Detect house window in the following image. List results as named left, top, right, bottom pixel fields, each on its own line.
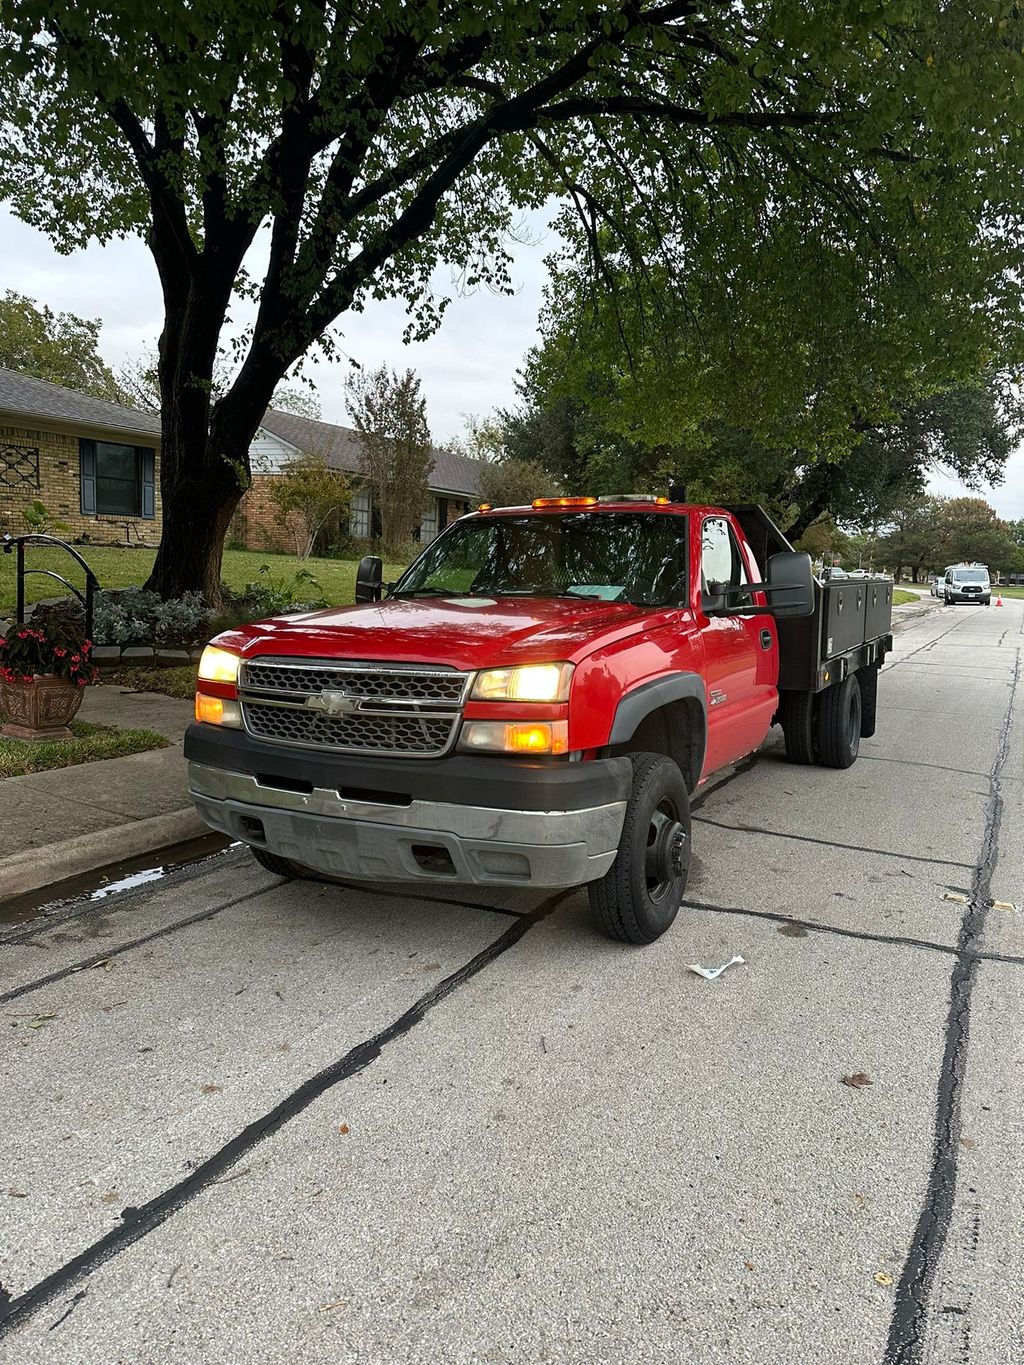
left=80, top=440, right=156, bottom=518
left=350, top=485, right=372, bottom=538
left=420, top=498, right=438, bottom=543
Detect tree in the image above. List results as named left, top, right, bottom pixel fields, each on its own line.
left=477, top=457, right=560, bottom=508
left=269, top=450, right=350, bottom=559
left=0, top=291, right=120, bottom=399
left=442, top=413, right=506, bottom=463
left=513, top=333, right=1023, bottom=539
left=345, top=365, right=432, bottom=555
left=270, top=383, right=323, bottom=420
left=4, top=3, right=1024, bottom=599
left=875, top=495, right=1018, bottom=579
left=932, top=497, right=1018, bottom=575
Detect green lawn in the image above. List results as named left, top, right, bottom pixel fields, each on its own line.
left=891, top=589, right=920, bottom=606
left=109, top=664, right=198, bottom=700
left=0, top=546, right=409, bottom=612
left=994, top=584, right=1024, bottom=599
left=0, top=720, right=168, bottom=778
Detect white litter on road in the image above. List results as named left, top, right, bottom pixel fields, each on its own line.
left=687, top=955, right=745, bottom=981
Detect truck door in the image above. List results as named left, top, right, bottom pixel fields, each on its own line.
left=698, top=515, right=777, bottom=774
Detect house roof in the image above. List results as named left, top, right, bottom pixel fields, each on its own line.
left=258, top=407, right=481, bottom=498
left=0, top=366, right=161, bottom=442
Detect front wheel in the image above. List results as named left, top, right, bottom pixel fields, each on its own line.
left=816, top=676, right=862, bottom=769
left=982, top=597, right=991, bottom=606
left=589, top=752, right=691, bottom=945
left=250, top=846, right=304, bottom=879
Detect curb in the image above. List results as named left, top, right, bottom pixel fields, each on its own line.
left=0, top=807, right=207, bottom=903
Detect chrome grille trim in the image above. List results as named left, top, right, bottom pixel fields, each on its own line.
left=238, top=657, right=470, bottom=758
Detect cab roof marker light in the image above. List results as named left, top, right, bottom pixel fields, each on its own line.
left=531, top=496, right=598, bottom=509
left=477, top=502, right=493, bottom=512
left=596, top=494, right=661, bottom=503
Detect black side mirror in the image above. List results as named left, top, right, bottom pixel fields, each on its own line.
left=766, top=551, right=815, bottom=618
left=355, top=555, right=383, bottom=603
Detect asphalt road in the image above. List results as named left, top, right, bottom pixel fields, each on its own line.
left=1, top=598, right=1021, bottom=1365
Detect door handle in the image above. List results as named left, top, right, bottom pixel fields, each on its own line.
left=759, top=628, right=772, bottom=650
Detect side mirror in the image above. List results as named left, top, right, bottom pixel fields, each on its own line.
left=766, top=551, right=815, bottom=618
left=355, top=554, right=383, bottom=603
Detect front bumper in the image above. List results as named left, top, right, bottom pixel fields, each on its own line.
left=184, top=725, right=630, bottom=888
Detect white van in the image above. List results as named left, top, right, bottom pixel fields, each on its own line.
left=944, top=563, right=991, bottom=606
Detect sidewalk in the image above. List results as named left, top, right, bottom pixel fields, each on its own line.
left=0, top=683, right=202, bottom=902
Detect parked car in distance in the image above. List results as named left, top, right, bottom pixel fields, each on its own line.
left=930, top=575, right=944, bottom=597
left=943, top=564, right=991, bottom=606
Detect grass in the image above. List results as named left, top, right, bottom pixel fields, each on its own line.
left=0, top=545, right=409, bottom=612
left=0, top=719, right=168, bottom=779
left=108, top=664, right=198, bottom=700
left=994, top=584, right=1024, bottom=599
left=891, top=589, right=920, bottom=606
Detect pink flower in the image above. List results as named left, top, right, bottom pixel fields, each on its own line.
left=54, top=646, right=67, bottom=658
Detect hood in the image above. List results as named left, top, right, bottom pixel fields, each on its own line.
left=214, top=594, right=652, bottom=670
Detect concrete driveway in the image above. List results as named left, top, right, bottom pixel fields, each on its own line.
left=1, top=598, right=1021, bottom=1364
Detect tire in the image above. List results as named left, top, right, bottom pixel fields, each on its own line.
left=250, top=846, right=303, bottom=879
left=588, top=752, right=691, bottom=945
left=858, top=663, right=879, bottom=739
left=779, top=689, right=816, bottom=764
left=816, top=675, right=862, bottom=769
left=982, top=597, right=991, bottom=606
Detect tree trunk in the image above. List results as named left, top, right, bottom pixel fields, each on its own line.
left=145, top=440, right=243, bottom=601
left=143, top=283, right=278, bottom=601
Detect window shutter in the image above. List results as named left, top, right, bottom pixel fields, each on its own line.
left=80, top=441, right=97, bottom=514
left=141, top=448, right=156, bottom=518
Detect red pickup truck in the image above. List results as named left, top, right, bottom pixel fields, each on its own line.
left=185, top=497, right=892, bottom=944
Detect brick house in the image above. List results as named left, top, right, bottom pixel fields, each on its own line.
left=235, top=408, right=481, bottom=552
left=0, top=367, right=481, bottom=556
left=0, top=367, right=162, bottom=545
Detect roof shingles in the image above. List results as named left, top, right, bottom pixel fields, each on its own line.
left=0, top=366, right=161, bottom=440
left=258, top=408, right=480, bottom=498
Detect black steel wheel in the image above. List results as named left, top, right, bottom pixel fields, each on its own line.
left=779, top=689, right=816, bottom=764
left=250, top=846, right=303, bottom=879
left=588, top=752, right=691, bottom=945
left=816, top=675, right=862, bottom=769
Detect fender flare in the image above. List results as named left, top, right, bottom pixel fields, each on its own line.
left=608, top=674, right=708, bottom=788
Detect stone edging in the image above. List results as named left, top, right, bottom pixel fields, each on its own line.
left=92, top=645, right=206, bottom=669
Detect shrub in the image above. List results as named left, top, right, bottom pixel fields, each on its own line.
left=92, top=588, right=213, bottom=645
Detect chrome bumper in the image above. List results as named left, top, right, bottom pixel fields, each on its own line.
left=188, top=761, right=626, bottom=888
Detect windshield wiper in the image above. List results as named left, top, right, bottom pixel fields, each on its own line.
left=389, top=586, right=459, bottom=597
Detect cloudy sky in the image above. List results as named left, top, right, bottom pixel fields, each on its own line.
left=2, top=205, right=1022, bottom=518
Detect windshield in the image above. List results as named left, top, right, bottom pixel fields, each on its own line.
left=393, top=512, right=690, bottom=607
left=952, top=568, right=988, bottom=582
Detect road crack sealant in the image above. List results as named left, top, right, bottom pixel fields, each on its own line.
left=883, top=649, right=1020, bottom=1365
left=0, top=889, right=570, bottom=1339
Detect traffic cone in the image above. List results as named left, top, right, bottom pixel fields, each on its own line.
left=996, top=593, right=1003, bottom=607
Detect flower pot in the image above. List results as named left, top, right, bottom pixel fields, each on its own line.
left=0, top=674, right=85, bottom=741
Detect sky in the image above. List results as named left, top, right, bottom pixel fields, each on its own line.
left=1, top=204, right=1022, bottom=518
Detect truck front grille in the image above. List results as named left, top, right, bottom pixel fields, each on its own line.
left=238, top=659, right=469, bottom=758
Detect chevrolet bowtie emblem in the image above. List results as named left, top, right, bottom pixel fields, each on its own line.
left=305, top=689, right=359, bottom=716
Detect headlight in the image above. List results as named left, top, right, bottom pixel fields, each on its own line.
left=459, top=720, right=569, bottom=755
left=471, top=662, right=573, bottom=703
left=198, top=645, right=241, bottom=684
